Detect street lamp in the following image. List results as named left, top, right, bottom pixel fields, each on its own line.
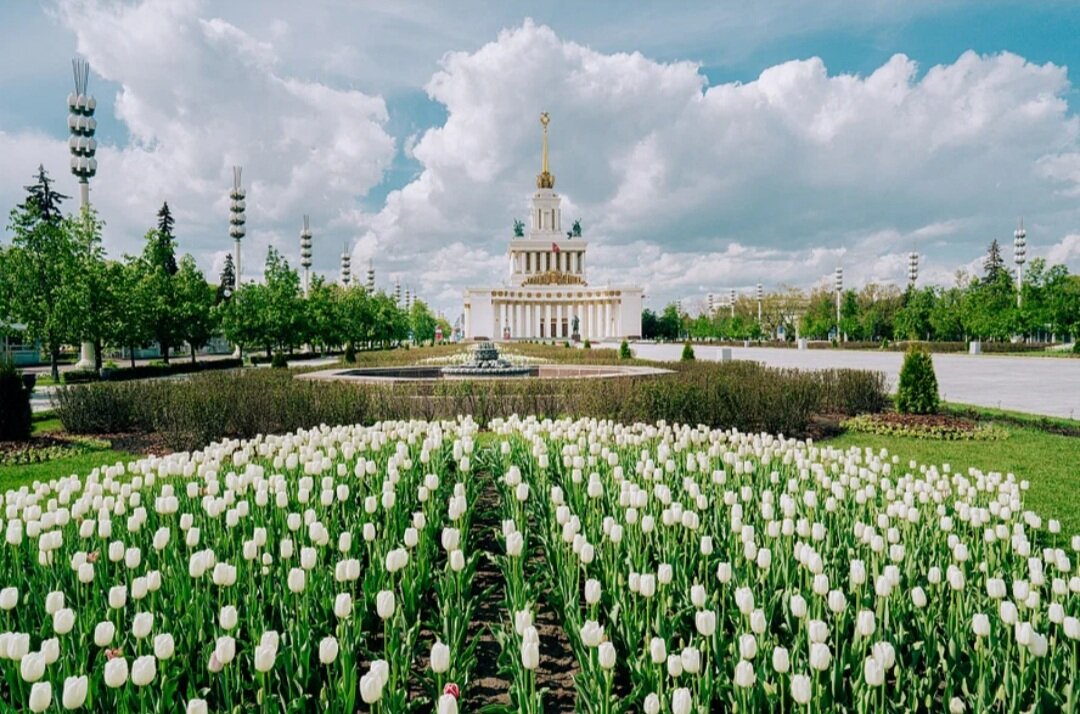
left=366, top=261, right=375, bottom=293
left=834, top=266, right=843, bottom=340
left=707, top=293, right=715, bottom=315
left=340, top=245, right=351, bottom=286
left=908, top=251, right=919, bottom=288
left=229, top=167, right=246, bottom=286
left=300, top=215, right=313, bottom=295
left=394, top=280, right=401, bottom=305
left=1014, top=218, right=1027, bottom=308
left=729, top=288, right=736, bottom=318
left=69, top=57, right=98, bottom=370
left=756, top=282, right=763, bottom=325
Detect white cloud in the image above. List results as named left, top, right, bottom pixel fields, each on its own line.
left=3, top=9, right=1080, bottom=318
left=352, top=21, right=1080, bottom=312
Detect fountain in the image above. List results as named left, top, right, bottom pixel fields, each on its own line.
left=440, top=342, right=531, bottom=377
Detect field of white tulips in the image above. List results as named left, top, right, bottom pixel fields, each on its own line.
left=2, top=415, right=1079, bottom=713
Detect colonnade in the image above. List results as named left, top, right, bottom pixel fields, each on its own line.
left=493, top=299, right=619, bottom=340
left=512, top=249, right=585, bottom=277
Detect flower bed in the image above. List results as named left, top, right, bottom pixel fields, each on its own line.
left=1, top=416, right=1076, bottom=712
left=842, top=412, right=1008, bottom=440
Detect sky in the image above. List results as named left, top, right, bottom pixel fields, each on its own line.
left=2, top=1, right=1080, bottom=319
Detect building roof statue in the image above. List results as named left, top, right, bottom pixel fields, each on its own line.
left=537, top=112, right=555, bottom=189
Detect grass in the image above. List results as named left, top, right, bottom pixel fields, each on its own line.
left=822, top=425, right=1080, bottom=536
left=0, top=448, right=140, bottom=493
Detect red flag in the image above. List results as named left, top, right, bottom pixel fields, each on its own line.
left=551, top=242, right=560, bottom=253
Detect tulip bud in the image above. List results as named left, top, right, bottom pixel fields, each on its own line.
left=431, top=640, right=450, bottom=673
left=132, top=655, right=156, bottom=686
left=772, top=646, right=790, bottom=673
left=154, top=633, right=175, bottom=660
left=29, top=682, right=52, bottom=713
left=377, top=590, right=395, bottom=620
left=104, top=657, right=128, bottom=687
left=598, top=641, right=616, bottom=670
left=791, top=673, right=812, bottom=704
left=671, top=687, right=692, bottom=714
left=319, top=636, right=340, bottom=665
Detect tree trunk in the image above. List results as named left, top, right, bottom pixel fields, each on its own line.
left=190, top=343, right=197, bottom=365
left=94, top=338, right=103, bottom=371
left=50, top=347, right=60, bottom=383
left=162, top=342, right=170, bottom=365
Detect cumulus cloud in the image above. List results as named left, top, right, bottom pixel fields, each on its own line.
left=351, top=21, right=1079, bottom=311
left=3, top=9, right=1079, bottom=316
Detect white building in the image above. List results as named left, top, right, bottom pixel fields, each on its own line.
left=463, top=114, right=644, bottom=341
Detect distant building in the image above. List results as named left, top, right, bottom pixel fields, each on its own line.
left=463, top=113, right=643, bottom=341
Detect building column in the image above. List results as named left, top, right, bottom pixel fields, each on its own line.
left=603, top=302, right=611, bottom=339
left=464, top=305, right=470, bottom=338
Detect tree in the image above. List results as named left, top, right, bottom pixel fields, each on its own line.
left=409, top=299, right=438, bottom=344
left=894, top=287, right=935, bottom=341
left=658, top=303, right=681, bottom=341
left=304, top=277, right=345, bottom=352
left=982, top=239, right=1008, bottom=284
left=149, top=202, right=179, bottom=276
left=4, top=166, right=79, bottom=380
left=138, top=219, right=181, bottom=364
left=216, top=253, right=237, bottom=304
left=108, top=259, right=150, bottom=367
left=641, top=309, right=660, bottom=340
left=174, top=255, right=217, bottom=363
left=66, top=208, right=118, bottom=370
left=261, top=248, right=305, bottom=356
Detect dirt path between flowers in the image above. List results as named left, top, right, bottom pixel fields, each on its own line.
left=465, top=467, right=579, bottom=712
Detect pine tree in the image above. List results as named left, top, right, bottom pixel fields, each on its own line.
left=217, top=253, right=237, bottom=303
left=983, top=240, right=1008, bottom=284
left=150, top=202, right=179, bottom=275
left=20, top=165, right=68, bottom=225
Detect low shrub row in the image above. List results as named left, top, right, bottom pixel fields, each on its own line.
left=678, top=339, right=1061, bottom=354
left=54, top=360, right=888, bottom=450
left=62, top=358, right=244, bottom=384
left=841, top=413, right=1008, bottom=441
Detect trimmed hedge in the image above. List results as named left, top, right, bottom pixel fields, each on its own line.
left=55, top=360, right=888, bottom=450
left=0, top=361, right=32, bottom=441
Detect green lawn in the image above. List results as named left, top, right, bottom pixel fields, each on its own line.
left=823, top=425, right=1080, bottom=536
left=0, top=449, right=140, bottom=493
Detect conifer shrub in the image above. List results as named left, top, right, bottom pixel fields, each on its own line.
left=896, top=347, right=939, bottom=414
left=681, top=341, right=695, bottom=361
left=619, top=340, right=632, bottom=359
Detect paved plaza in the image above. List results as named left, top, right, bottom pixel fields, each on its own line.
left=617, top=342, right=1080, bottom=420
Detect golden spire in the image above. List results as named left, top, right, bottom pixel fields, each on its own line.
left=537, top=111, right=555, bottom=189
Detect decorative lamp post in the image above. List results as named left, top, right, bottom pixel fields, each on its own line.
left=300, top=215, right=313, bottom=295
left=69, top=57, right=98, bottom=370
left=366, top=261, right=375, bottom=293
left=229, top=167, right=246, bottom=286
left=729, top=288, right=736, bottom=318
left=756, top=282, right=763, bottom=325
left=834, top=266, right=843, bottom=339
left=340, top=245, right=351, bottom=286
left=394, top=280, right=402, bottom=305
left=1013, top=218, right=1027, bottom=308
left=405, top=287, right=412, bottom=312
left=707, top=293, right=715, bottom=315
left=908, top=251, right=919, bottom=288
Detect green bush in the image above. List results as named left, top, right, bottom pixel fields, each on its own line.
left=62, top=369, right=99, bottom=384
left=619, top=341, right=632, bottom=359
left=271, top=352, right=288, bottom=369
left=344, top=344, right=357, bottom=363
left=896, top=347, right=939, bottom=414
left=583, top=340, right=591, bottom=349
left=681, top=342, right=695, bottom=361
left=1073, top=342, right=1080, bottom=354
left=0, top=360, right=32, bottom=441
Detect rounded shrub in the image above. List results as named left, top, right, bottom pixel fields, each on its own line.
left=0, top=359, right=32, bottom=441
left=896, top=347, right=939, bottom=414
left=681, top=341, right=695, bottom=361
left=619, top=340, right=632, bottom=359
left=270, top=352, right=288, bottom=369
left=583, top=339, right=592, bottom=350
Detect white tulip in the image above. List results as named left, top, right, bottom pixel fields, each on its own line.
left=154, top=633, right=175, bottom=660
left=29, top=682, right=52, bottom=713
left=104, top=657, right=128, bottom=688
left=734, top=659, right=756, bottom=688
left=377, top=590, right=395, bottom=620
left=791, top=674, right=812, bottom=704
left=671, top=687, right=692, bottom=714
left=61, top=675, right=88, bottom=709
left=431, top=640, right=450, bottom=673
left=131, top=655, right=156, bottom=686
left=319, top=636, right=340, bottom=665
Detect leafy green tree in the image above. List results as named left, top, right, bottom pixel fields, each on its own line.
left=66, top=208, right=118, bottom=370
left=4, top=166, right=79, bottom=380
left=930, top=286, right=966, bottom=342
left=409, top=299, right=438, bottom=344
left=217, top=282, right=267, bottom=359
left=138, top=219, right=181, bottom=364
left=107, top=259, right=150, bottom=367
left=174, top=255, right=217, bottom=363
left=838, top=290, right=860, bottom=340
left=894, top=287, right=935, bottom=341
left=261, top=248, right=304, bottom=356
left=304, top=277, right=345, bottom=352
left=800, top=288, right=835, bottom=340
left=641, top=309, right=660, bottom=339
left=658, top=303, right=681, bottom=341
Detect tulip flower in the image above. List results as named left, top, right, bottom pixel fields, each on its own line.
left=104, top=657, right=128, bottom=687
left=431, top=640, right=450, bottom=673
left=671, top=687, right=692, bottom=714
left=29, top=681, right=52, bottom=713
left=132, top=654, right=156, bottom=686
left=377, top=590, right=395, bottom=620
left=598, top=641, right=616, bottom=670
left=61, top=675, right=88, bottom=710
left=319, top=636, right=340, bottom=665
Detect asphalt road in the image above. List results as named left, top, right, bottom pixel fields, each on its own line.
left=617, top=342, right=1080, bottom=420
